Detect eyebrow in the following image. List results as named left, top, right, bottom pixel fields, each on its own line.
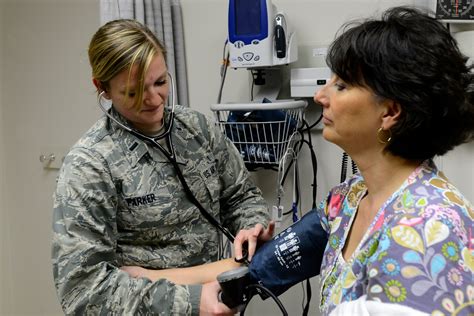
left=119, top=70, right=168, bottom=94
left=143, top=72, right=168, bottom=88
left=119, top=86, right=136, bottom=94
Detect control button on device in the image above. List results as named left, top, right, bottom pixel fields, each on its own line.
left=243, top=52, right=254, bottom=61
left=234, top=41, right=245, bottom=49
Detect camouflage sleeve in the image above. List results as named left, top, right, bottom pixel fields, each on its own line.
left=204, top=116, right=270, bottom=234
left=51, top=147, right=202, bottom=315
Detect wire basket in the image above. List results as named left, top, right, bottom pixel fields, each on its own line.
left=211, top=100, right=307, bottom=170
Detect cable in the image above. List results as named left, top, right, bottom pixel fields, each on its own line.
left=281, top=120, right=318, bottom=215
left=300, top=281, right=306, bottom=312
left=240, top=284, right=288, bottom=316
left=281, top=146, right=301, bottom=216
left=274, top=119, right=318, bottom=315
left=301, top=119, right=318, bottom=209
left=217, top=40, right=229, bottom=104
left=290, top=155, right=300, bottom=222
left=98, top=93, right=243, bottom=262
left=214, top=40, right=237, bottom=260
left=282, top=137, right=317, bottom=214
left=279, top=142, right=302, bottom=187
left=299, top=111, right=322, bottom=132
left=115, top=0, right=121, bottom=17
left=299, top=120, right=316, bottom=315
left=250, top=70, right=256, bottom=101
left=351, top=159, right=358, bottom=175
left=341, top=152, right=358, bottom=183
left=302, top=279, right=312, bottom=316
left=340, top=152, right=348, bottom=183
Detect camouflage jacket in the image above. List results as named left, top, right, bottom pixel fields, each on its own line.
left=52, top=105, right=269, bottom=315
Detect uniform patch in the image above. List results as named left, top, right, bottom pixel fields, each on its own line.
left=125, top=193, right=157, bottom=207
left=201, top=164, right=216, bottom=179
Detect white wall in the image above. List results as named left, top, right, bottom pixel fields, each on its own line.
left=0, top=0, right=472, bottom=315
left=0, top=0, right=6, bottom=313
left=1, top=0, right=100, bottom=314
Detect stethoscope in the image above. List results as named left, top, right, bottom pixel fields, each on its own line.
left=97, top=72, right=248, bottom=262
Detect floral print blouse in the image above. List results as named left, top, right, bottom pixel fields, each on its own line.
left=317, top=160, right=473, bottom=315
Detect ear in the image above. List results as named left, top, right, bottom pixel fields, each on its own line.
left=92, top=78, right=110, bottom=99
left=380, top=100, right=401, bottom=130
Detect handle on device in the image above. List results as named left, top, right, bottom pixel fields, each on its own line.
left=217, top=266, right=251, bottom=309
left=275, top=14, right=287, bottom=58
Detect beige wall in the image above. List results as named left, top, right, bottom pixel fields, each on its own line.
left=0, top=0, right=100, bottom=314
left=0, top=0, right=472, bottom=315
left=0, top=0, right=5, bottom=313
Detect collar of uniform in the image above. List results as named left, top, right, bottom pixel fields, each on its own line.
left=107, top=107, right=187, bottom=166
left=106, top=108, right=149, bottom=167
left=122, top=136, right=150, bottom=167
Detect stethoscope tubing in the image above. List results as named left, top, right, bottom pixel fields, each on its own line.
left=96, top=73, right=236, bottom=244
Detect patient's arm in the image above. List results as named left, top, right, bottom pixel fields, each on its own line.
left=120, top=258, right=241, bottom=285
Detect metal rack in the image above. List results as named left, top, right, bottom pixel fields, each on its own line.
left=211, top=100, right=307, bottom=169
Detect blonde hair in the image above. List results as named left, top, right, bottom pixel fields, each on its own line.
left=88, top=19, right=167, bottom=111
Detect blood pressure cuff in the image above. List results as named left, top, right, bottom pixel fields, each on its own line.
left=248, top=209, right=328, bottom=297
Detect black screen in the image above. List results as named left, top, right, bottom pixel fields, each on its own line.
left=235, top=0, right=261, bottom=36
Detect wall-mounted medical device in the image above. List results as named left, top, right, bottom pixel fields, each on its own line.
left=290, top=67, right=332, bottom=97
left=228, top=0, right=298, bottom=68
left=215, top=0, right=306, bottom=175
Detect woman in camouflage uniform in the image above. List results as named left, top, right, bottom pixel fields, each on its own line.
left=52, top=19, right=271, bottom=315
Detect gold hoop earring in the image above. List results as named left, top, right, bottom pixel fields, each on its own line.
left=377, top=127, right=392, bottom=144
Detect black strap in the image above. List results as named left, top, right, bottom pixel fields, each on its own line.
left=302, top=278, right=312, bottom=316
left=169, top=152, right=235, bottom=243
left=128, top=125, right=238, bottom=249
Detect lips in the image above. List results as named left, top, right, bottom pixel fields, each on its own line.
left=322, top=115, right=333, bottom=124
left=142, top=105, right=162, bottom=113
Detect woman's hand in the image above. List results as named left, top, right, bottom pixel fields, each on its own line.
left=199, top=281, right=236, bottom=316
left=121, top=267, right=237, bottom=315
left=120, top=266, right=152, bottom=279
left=234, top=221, right=275, bottom=262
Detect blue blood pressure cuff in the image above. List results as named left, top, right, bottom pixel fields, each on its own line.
left=248, top=209, right=328, bottom=296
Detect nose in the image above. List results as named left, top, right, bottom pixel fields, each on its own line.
left=144, top=86, right=165, bottom=106
left=314, top=84, right=328, bottom=108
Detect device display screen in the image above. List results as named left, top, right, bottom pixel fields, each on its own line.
left=235, top=0, right=261, bottom=36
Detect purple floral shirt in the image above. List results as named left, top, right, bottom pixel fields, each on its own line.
left=317, top=160, right=473, bottom=315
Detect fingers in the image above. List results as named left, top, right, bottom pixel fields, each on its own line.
left=234, top=222, right=276, bottom=262
left=234, top=223, right=266, bottom=262
left=265, top=221, right=276, bottom=239
left=200, top=281, right=235, bottom=316
left=233, top=229, right=247, bottom=261
left=247, top=224, right=265, bottom=261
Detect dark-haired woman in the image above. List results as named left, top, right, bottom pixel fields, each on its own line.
left=231, top=6, right=473, bottom=315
